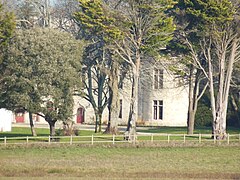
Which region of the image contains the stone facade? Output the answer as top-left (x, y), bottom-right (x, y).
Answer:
top-left (138, 62), bottom-right (188, 126)
top-left (71, 61), bottom-right (188, 127)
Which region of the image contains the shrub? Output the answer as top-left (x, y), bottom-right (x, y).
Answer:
top-left (195, 103), bottom-right (212, 127)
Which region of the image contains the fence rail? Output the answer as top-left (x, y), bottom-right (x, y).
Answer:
top-left (0, 133), bottom-right (240, 146)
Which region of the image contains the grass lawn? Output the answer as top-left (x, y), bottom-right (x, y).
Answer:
top-left (138, 126), bottom-right (240, 134)
top-left (0, 127), bottom-right (240, 179)
top-left (1, 127), bottom-right (240, 144)
top-left (0, 145), bottom-right (240, 179)
top-left (1, 126), bottom-right (240, 138)
top-left (0, 127), bottom-right (95, 138)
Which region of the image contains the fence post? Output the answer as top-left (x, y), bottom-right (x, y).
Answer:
top-left (26, 136), bottom-right (29, 144)
top-left (133, 134), bottom-right (136, 145)
top-left (113, 135), bottom-right (115, 145)
top-left (91, 135), bottom-right (94, 145)
top-left (151, 134), bottom-right (153, 143)
top-left (70, 135), bottom-right (73, 145)
top-left (48, 136), bottom-right (51, 145)
top-left (167, 134), bottom-right (170, 143)
top-left (227, 133), bottom-right (230, 145)
top-left (183, 134), bottom-right (186, 143)
top-left (199, 134), bottom-right (201, 143)
top-left (214, 134), bottom-right (216, 144)
top-left (4, 137), bottom-right (6, 146)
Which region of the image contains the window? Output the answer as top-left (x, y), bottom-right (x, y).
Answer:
top-left (119, 99), bottom-right (123, 118)
top-left (153, 69), bottom-right (163, 89)
top-left (153, 100), bottom-right (163, 120)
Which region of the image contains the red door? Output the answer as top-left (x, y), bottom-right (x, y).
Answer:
top-left (77, 108), bottom-right (84, 124)
top-left (15, 112), bottom-right (24, 123)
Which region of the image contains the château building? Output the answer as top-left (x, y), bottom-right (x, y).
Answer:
top-left (12, 61), bottom-right (189, 127)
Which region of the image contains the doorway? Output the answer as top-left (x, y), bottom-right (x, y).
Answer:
top-left (77, 107), bottom-right (85, 124)
top-left (15, 112), bottom-right (24, 123)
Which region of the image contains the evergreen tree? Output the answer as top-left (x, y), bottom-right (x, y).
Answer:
top-left (173, 0), bottom-right (240, 139)
top-left (0, 28), bottom-right (84, 136)
top-left (74, 0), bottom-right (176, 139)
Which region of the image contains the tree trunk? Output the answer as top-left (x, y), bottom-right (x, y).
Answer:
top-left (128, 70), bottom-right (139, 141)
top-left (94, 112), bottom-right (98, 133)
top-left (188, 110), bottom-right (196, 135)
top-left (98, 113), bottom-right (102, 133)
top-left (105, 106), bottom-right (112, 134)
top-left (187, 65), bottom-right (195, 135)
top-left (213, 109), bottom-right (227, 140)
top-left (207, 45), bottom-right (217, 137)
top-left (213, 48), bottom-right (226, 139)
top-left (29, 112), bottom-right (37, 136)
top-left (187, 67), bottom-right (202, 135)
top-left (45, 115), bottom-right (57, 136)
top-left (212, 37), bottom-right (237, 140)
top-left (105, 89), bottom-right (119, 134)
top-left (126, 100), bottom-right (133, 132)
top-left (48, 121), bottom-right (56, 136)
top-left (127, 52), bottom-right (141, 141)
top-left (105, 60), bottom-right (119, 134)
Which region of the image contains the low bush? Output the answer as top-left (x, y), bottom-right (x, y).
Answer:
top-left (195, 104), bottom-right (212, 127)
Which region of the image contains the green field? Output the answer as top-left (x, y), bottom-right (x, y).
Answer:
top-left (1, 127), bottom-right (240, 145)
top-left (1, 126), bottom-right (240, 138)
top-left (0, 127), bottom-right (240, 179)
top-left (0, 145), bottom-right (240, 179)
top-left (0, 127), bottom-right (95, 138)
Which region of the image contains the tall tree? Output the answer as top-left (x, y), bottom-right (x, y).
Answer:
top-left (110, 0), bottom-right (176, 139)
top-left (169, 0), bottom-right (209, 134)
top-left (75, 0), bottom-right (175, 138)
top-left (0, 28), bottom-right (83, 136)
top-left (82, 42), bottom-right (110, 133)
top-left (74, 0), bottom-right (122, 133)
top-left (178, 0), bottom-right (240, 139)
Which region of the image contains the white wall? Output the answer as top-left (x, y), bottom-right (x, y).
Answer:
top-left (0, 109), bottom-right (13, 132)
top-left (72, 63), bottom-right (189, 127)
top-left (139, 60), bottom-right (189, 126)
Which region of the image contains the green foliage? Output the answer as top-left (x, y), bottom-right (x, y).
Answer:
top-left (75, 0), bottom-right (176, 54)
top-left (227, 111), bottom-right (239, 127)
top-left (0, 3), bottom-right (15, 65)
top-left (139, 0), bottom-right (177, 54)
top-left (184, 0), bottom-right (234, 25)
top-left (170, 0), bottom-right (239, 133)
top-left (0, 3), bottom-right (15, 47)
top-left (74, 0), bottom-right (122, 41)
top-left (170, 0), bottom-right (236, 54)
top-left (195, 103), bottom-right (213, 127)
top-left (177, 0), bottom-right (236, 40)
top-left (0, 28), bottom-right (84, 123)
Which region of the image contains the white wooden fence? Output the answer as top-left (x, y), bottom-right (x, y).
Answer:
top-left (1, 133), bottom-right (240, 146)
